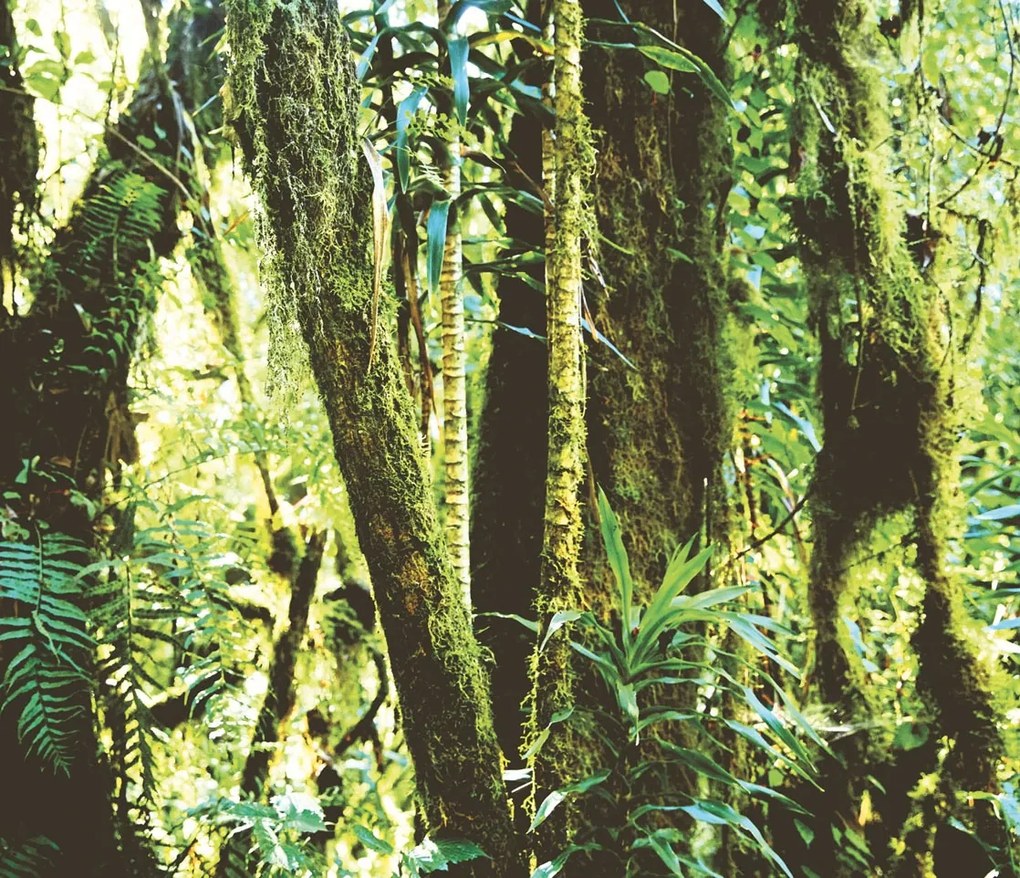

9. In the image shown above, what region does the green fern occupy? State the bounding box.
[89,501,254,809]
[0,534,94,774]
[0,835,60,878]
[79,167,165,268]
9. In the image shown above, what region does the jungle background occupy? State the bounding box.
[0,0,1018,876]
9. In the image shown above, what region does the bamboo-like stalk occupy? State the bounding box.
[438,0,471,599]
[529,0,592,862]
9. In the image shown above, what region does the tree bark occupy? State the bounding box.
[529,0,594,865]
[581,0,735,597]
[223,3,523,873]
[437,0,471,599]
[0,0,38,303]
[470,50,549,769]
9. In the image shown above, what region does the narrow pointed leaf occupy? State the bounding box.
[395,85,428,193]
[426,198,451,294]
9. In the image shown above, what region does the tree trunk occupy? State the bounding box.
[581,0,735,597]
[529,0,594,865]
[788,0,1008,872]
[223,3,523,873]
[0,0,38,302]
[437,0,471,599]
[470,0,549,770]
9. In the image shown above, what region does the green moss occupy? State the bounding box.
[224,3,522,872]
[787,0,1009,869]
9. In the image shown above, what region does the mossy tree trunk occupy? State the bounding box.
[529,0,595,865]
[581,0,735,597]
[0,0,38,302]
[787,0,1008,872]
[223,3,523,873]
[0,4,222,872]
[579,6,754,868]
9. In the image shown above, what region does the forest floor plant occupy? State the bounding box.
[519,489,825,877]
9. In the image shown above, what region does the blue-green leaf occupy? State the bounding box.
[448,36,470,127]
[426,198,451,294]
[395,85,428,193]
[699,0,729,23]
[445,0,513,31]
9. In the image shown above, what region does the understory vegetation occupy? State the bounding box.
[0,0,1018,876]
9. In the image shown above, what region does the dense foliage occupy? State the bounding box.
[0,0,1017,876]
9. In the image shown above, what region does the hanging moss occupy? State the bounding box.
[223,3,523,873]
[787,0,1009,871]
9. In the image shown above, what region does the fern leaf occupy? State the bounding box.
[0,536,93,774]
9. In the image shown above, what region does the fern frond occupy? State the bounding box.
[0,835,60,878]
[90,510,255,810]
[0,535,94,774]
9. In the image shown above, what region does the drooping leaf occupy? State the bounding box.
[530,790,566,831]
[598,487,634,639]
[426,198,452,294]
[698,0,729,23]
[540,609,584,651]
[639,45,699,74]
[395,85,428,193]
[447,36,470,127]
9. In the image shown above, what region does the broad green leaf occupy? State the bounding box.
[395,85,428,193]
[426,198,451,294]
[448,36,470,127]
[530,790,566,831]
[672,585,749,612]
[540,610,583,651]
[445,0,513,31]
[743,687,811,766]
[356,30,385,82]
[659,741,737,786]
[632,25,733,109]
[639,45,699,74]
[565,769,611,794]
[644,70,671,94]
[404,835,489,874]
[892,721,929,752]
[974,503,1020,521]
[617,680,639,733]
[632,543,712,665]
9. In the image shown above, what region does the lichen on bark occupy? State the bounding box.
[223,2,522,872]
